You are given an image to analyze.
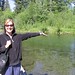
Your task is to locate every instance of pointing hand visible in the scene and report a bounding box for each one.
[40,32,47,36]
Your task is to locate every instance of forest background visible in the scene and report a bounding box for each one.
[0,0,75,34]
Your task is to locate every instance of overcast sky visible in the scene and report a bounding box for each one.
[8,0,16,12]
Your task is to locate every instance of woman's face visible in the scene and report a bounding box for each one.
[5,21,14,34]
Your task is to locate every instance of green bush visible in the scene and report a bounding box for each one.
[0,9,15,25]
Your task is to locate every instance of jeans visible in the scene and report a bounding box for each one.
[5,64,20,75]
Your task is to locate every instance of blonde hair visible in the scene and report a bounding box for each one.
[4,19,14,26]
[4,19,15,33]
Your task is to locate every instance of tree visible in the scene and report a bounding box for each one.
[0,0,5,11]
[15,0,29,13]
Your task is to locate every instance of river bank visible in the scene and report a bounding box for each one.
[0,26,75,35]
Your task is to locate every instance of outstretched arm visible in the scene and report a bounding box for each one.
[20,32,47,40]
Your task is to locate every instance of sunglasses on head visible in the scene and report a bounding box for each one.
[5,24,14,27]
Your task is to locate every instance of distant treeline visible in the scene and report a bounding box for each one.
[0,0,75,34]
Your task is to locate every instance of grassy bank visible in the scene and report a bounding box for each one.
[0,25,75,35]
[15,25,75,35]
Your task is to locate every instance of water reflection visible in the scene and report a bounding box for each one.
[22,34,75,75]
[70,40,75,75]
[70,40,75,64]
[69,68,75,75]
[29,61,48,75]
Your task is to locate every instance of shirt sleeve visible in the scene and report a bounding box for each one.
[0,43,6,53]
[0,35,6,53]
[20,32,40,41]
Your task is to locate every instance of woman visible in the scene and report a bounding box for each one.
[0,18,47,75]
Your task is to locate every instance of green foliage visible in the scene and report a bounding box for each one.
[15,2,49,27]
[0,0,75,34]
[53,0,67,12]
[41,27,48,33]
[0,9,15,25]
[15,1,25,13]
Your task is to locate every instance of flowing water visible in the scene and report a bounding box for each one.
[21,34,75,75]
